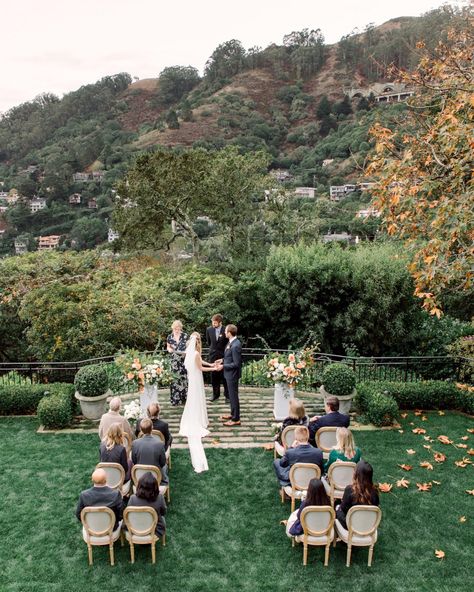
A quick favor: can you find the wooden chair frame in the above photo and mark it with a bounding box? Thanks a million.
[131,464,170,503]
[274,425,298,459]
[124,506,164,564]
[96,462,130,497]
[80,506,122,566]
[282,462,321,512]
[298,506,335,566]
[316,427,338,460]
[336,505,382,567]
[325,461,356,506]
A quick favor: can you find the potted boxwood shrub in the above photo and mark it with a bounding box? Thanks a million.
[74,364,111,420]
[320,363,356,414]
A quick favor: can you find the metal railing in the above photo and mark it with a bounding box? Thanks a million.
[0,349,471,390]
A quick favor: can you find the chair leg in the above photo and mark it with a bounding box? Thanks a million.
[368,545,374,567]
[291,537,295,548]
[166,486,170,503]
[303,543,308,566]
[324,544,330,566]
[346,545,352,567]
[109,544,115,566]
[120,531,124,547]
[87,544,93,566]
[291,496,295,513]
[168,454,172,469]
[162,533,166,547]
[151,542,156,564]
[130,542,135,564]
[280,488,284,503]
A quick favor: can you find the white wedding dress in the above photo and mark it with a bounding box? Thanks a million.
[179,336,210,473]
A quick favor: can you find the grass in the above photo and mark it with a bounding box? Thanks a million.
[0,413,473,592]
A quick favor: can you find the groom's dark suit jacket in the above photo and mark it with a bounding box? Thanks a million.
[206,325,228,362]
[223,338,242,381]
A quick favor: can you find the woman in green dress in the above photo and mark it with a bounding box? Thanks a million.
[324,427,361,473]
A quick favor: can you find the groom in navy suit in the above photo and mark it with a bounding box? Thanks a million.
[216,324,242,426]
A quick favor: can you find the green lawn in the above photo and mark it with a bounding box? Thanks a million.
[0,413,473,592]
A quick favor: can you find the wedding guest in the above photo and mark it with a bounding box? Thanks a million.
[135,402,173,450]
[308,396,350,446]
[275,398,308,445]
[166,320,188,406]
[99,423,131,482]
[286,478,331,537]
[336,460,379,529]
[127,471,167,537]
[75,468,123,529]
[273,426,324,486]
[131,418,168,484]
[206,313,229,402]
[98,396,134,442]
[324,427,361,473]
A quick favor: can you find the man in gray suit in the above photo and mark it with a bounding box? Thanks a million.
[273,426,323,486]
[75,468,123,529]
[131,418,168,484]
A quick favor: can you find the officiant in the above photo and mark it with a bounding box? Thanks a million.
[206,314,229,402]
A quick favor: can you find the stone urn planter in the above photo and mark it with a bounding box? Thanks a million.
[273,382,295,420]
[74,363,110,420]
[321,363,357,415]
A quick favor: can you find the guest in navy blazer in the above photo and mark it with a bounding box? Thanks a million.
[274,426,324,486]
[308,396,350,446]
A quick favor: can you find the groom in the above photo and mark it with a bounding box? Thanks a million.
[217,324,242,427]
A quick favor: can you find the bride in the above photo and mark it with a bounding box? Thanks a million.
[179,332,217,473]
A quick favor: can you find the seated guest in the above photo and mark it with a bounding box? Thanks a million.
[75,468,123,529]
[275,398,308,445]
[308,396,350,446]
[135,402,173,450]
[127,471,167,537]
[99,423,131,483]
[324,427,361,473]
[131,418,168,484]
[273,426,324,487]
[286,478,331,537]
[336,460,379,530]
[98,396,134,443]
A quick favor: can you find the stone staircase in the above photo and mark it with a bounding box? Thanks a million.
[55,388,327,449]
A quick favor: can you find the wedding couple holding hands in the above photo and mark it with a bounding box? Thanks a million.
[177,315,242,473]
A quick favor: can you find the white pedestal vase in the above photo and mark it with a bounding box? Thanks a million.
[140,383,159,413]
[273,382,295,420]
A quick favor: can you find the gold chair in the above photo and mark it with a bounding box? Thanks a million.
[323,461,356,506]
[123,506,165,564]
[335,505,382,567]
[282,462,321,512]
[96,462,131,497]
[152,429,172,470]
[294,506,335,566]
[131,464,170,503]
[316,427,338,460]
[274,425,298,459]
[80,506,122,566]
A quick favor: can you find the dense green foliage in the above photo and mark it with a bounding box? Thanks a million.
[322,363,356,396]
[0,382,74,415]
[74,364,109,397]
[37,391,73,429]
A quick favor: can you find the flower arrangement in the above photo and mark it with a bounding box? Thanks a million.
[266,348,315,388]
[123,399,142,424]
[115,350,175,391]
[270,422,283,436]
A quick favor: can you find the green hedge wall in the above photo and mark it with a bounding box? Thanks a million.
[0,383,75,417]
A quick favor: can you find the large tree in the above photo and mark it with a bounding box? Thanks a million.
[367,15,474,315]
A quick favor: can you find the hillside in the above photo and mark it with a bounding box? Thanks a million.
[0,6,459,256]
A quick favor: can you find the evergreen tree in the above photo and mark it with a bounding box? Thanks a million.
[316,95,332,119]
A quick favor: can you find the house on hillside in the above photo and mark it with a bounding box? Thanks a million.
[270,169,292,182]
[0,191,8,199]
[0,203,8,213]
[347,82,415,104]
[294,187,315,199]
[322,159,334,168]
[322,231,353,243]
[358,182,376,192]
[356,207,381,219]
[87,198,98,209]
[69,193,82,205]
[91,171,105,181]
[30,198,47,213]
[330,184,356,201]
[38,235,61,250]
[14,238,28,255]
[108,228,119,242]
[6,191,20,205]
[73,172,90,182]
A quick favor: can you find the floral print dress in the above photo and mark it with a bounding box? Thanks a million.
[167,332,188,406]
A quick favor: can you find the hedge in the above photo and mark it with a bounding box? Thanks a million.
[37,392,73,429]
[356,380,474,426]
[0,383,75,416]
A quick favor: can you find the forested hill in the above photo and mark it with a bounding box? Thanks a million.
[0,7,459,254]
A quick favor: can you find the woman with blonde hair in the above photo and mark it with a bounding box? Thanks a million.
[275,398,308,445]
[166,319,188,406]
[179,332,220,473]
[324,426,361,472]
[99,422,131,482]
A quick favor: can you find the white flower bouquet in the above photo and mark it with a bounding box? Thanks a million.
[123,399,143,423]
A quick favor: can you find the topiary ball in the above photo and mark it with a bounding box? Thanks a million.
[74,364,109,397]
[322,363,356,397]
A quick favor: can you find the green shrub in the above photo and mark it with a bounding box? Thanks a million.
[241,359,272,387]
[365,391,398,427]
[37,393,73,429]
[322,363,356,396]
[74,364,109,397]
[0,382,74,415]
[103,363,127,394]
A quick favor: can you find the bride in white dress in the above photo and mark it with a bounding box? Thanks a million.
[179,332,217,473]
